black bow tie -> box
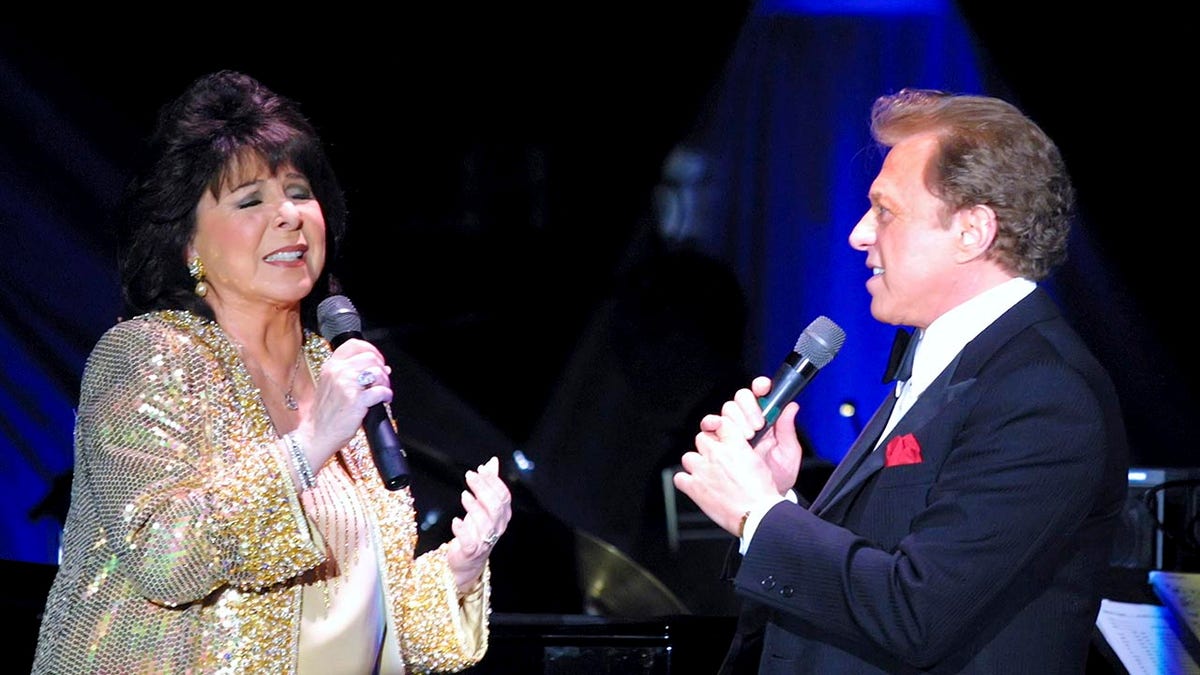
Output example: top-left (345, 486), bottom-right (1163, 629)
top-left (882, 327), bottom-right (918, 383)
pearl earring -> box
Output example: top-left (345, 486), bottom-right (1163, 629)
top-left (188, 257), bottom-right (208, 297)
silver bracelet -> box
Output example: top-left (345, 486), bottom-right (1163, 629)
top-left (283, 433), bottom-right (316, 491)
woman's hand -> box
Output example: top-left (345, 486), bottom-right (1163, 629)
top-left (295, 338), bottom-right (392, 469)
top-left (445, 456), bottom-right (512, 595)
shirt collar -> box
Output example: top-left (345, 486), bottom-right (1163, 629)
top-left (901, 277), bottom-right (1035, 398)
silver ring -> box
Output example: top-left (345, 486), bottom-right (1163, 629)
top-left (356, 370), bottom-right (376, 389)
top-left (483, 530), bottom-right (500, 548)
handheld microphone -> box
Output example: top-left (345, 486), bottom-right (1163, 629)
top-left (750, 316), bottom-right (846, 446)
top-left (317, 295), bottom-right (410, 490)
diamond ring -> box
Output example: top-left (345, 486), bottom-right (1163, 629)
top-left (483, 530), bottom-right (500, 548)
top-left (357, 370), bottom-right (376, 389)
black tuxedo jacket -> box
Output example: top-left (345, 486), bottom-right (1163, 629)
top-left (723, 288), bottom-right (1129, 674)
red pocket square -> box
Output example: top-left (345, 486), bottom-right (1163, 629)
top-left (885, 433), bottom-right (922, 467)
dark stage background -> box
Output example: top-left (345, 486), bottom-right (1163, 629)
top-left (1, 0), bottom-right (1194, 634)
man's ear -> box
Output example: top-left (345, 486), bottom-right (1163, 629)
top-left (956, 204), bottom-right (997, 261)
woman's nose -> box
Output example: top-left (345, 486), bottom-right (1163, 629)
top-left (276, 200), bottom-right (301, 229)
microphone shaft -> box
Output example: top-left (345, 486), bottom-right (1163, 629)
top-left (750, 354), bottom-right (821, 447)
top-left (329, 329), bottom-right (410, 490)
top-left (364, 404), bottom-right (410, 490)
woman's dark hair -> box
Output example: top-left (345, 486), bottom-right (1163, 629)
top-left (116, 69), bottom-right (347, 328)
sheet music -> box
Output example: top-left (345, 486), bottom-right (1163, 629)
top-left (1149, 570), bottom-right (1200, 668)
top-left (1096, 599), bottom-right (1200, 674)
top-left (1150, 571), bottom-right (1200, 642)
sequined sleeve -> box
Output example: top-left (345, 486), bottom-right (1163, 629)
top-left (398, 545), bottom-right (491, 672)
top-left (75, 316), bottom-right (324, 606)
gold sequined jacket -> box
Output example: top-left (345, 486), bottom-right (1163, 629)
top-left (31, 311), bottom-right (490, 674)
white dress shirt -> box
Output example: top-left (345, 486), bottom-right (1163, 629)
top-left (875, 276), bottom-right (1036, 446)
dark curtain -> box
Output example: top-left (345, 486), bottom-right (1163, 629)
top-left (0, 56), bottom-right (124, 564)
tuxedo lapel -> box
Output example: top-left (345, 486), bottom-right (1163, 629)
top-left (811, 354), bottom-right (970, 517)
top-left (808, 291), bottom-right (1056, 518)
top-left (810, 326), bottom-right (915, 514)
top-left (809, 392), bottom-right (896, 513)
top-left (886, 351), bottom-right (966, 437)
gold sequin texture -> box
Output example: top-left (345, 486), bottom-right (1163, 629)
top-left (32, 311), bottom-right (490, 673)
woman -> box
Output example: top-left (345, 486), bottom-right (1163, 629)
top-left (31, 69), bottom-right (511, 674)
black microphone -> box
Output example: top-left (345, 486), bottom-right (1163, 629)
top-left (750, 316), bottom-right (846, 447)
top-left (317, 295), bottom-right (410, 490)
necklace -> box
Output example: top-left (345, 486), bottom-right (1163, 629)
top-left (249, 346), bottom-right (303, 411)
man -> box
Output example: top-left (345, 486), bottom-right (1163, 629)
top-left (674, 88), bottom-right (1129, 673)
